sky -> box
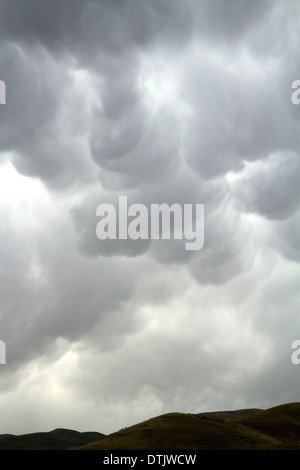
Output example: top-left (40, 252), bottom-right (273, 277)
top-left (0, 0), bottom-right (300, 436)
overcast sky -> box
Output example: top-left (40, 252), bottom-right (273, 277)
top-left (1, 0), bottom-right (300, 436)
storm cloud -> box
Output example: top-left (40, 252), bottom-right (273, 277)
top-left (0, 0), bottom-right (299, 435)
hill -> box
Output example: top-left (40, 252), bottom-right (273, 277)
top-left (1, 403), bottom-right (299, 450)
top-left (78, 403), bottom-right (300, 450)
top-left (0, 428), bottom-right (105, 450)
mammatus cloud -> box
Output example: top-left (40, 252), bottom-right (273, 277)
top-left (0, 0), bottom-right (299, 435)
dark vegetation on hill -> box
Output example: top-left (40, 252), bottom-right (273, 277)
top-left (78, 403), bottom-right (300, 450)
top-left (0, 428), bottom-right (105, 450)
top-left (1, 403), bottom-right (299, 450)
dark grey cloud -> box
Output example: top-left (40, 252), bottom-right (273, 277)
top-left (0, 0), bottom-right (84, 52)
top-left (0, 0), bottom-right (193, 58)
top-left (0, 42), bottom-right (97, 189)
top-left (191, 0), bottom-right (274, 43)
top-left (91, 106), bottom-right (181, 190)
top-left (0, 203), bottom-right (147, 387)
top-left (231, 152), bottom-right (300, 220)
top-left (0, 43), bottom-right (60, 153)
top-left (181, 50), bottom-right (300, 179)
top-left (273, 208), bottom-right (300, 263)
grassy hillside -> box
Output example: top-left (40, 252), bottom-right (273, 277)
top-left (78, 403), bottom-right (300, 450)
top-left (0, 428), bottom-right (105, 450)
